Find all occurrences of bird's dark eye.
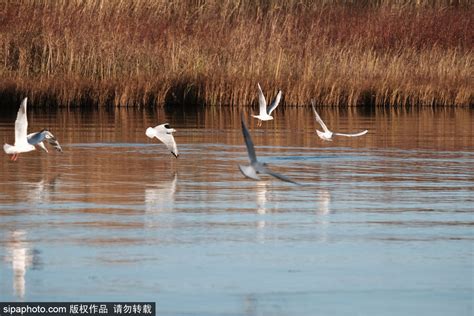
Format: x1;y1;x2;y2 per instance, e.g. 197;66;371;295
164;124;170;129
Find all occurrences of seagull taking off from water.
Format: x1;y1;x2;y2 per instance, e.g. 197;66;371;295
239;114;300;185
3;98;36;161
252;83;282;127
146;123;179;158
27;130;63;153
311;101;368;141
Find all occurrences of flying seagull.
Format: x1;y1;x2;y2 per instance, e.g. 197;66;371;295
27;130;63;153
3;98;36;161
311;101;368;141
252;83;282;127
239;114;300;185
146;123;179;158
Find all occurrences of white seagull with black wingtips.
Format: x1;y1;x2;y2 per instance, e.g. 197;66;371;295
27;129;63;153
146;123;179;158
239;114;300;185
311;101;368;141
252;83;282;127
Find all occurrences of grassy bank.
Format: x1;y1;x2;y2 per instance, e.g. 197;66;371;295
0;0;472;108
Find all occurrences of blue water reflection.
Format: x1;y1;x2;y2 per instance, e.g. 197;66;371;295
0;107;472;315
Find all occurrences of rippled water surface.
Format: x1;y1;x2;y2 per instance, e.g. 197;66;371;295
0;106;473;315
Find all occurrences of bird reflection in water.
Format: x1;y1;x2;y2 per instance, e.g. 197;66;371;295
255;182;269;243
144;174;178;227
27;175;61;207
243;294;259;316
315;189;332;242
5;230;41;300
318;189;331;216
256;182;268;216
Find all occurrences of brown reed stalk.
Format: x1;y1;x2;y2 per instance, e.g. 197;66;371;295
0;0;472;108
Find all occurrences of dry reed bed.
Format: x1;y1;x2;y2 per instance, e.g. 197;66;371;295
0;0;472;107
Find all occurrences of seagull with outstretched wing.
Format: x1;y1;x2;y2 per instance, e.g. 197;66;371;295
27;129;63;153
3;98;36;161
146;123;179;158
311;100;368;141
239;114;300;185
252;83;282;127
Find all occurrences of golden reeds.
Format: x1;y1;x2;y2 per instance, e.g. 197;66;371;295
0;0;472;107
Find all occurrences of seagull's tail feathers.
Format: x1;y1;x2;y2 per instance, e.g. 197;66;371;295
3;143;15;154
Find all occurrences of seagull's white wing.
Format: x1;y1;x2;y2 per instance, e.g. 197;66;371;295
257;83;267;115
241;114;257;163
311;101;330;133
14;98;29;147
267;90;282;115
147;124;178;158
158;134;178;158
155;132;178;158
333;130;368;137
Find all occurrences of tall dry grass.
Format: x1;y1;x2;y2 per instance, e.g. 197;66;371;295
0;0;472;108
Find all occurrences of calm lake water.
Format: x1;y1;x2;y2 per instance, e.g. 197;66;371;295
0;106;472;315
